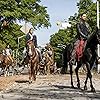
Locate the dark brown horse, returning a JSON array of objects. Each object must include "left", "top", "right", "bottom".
[{"left": 27, "top": 40, "right": 39, "bottom": 83}]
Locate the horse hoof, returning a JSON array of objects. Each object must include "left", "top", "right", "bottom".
[
  {"left": 34, "top": 78, "right": 36, "bottom": 81},
  {"left": 71, "top": 85, "right": 75, "bottom": 88},
  {"left": 32, "top": 77, "right": 36, "bottom": 81},
  {"left": 77, "top": 84, "right": 80, "bottom": 89},
  {"left": 91, "top": 88, "right": 96, "bottom": 92},
  {"left": 29, "top": 80, "right": 32, "bottom": 84},
  {"left": 84, "top": 86, "right": 87, "bottom": 90}
]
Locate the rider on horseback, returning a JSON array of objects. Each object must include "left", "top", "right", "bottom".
[
  {"left": 70, "top": 13, "right": 92, "bottom": 64},
  {"left": 5, "top": 45, "right": 13, "bottom": 62},
  {"left": 26, "top": 28, "right": 37, "bottom": 48},
  {"left": 25, "top": 28, "right": 42, "bottom": 60},
  {"left": 45, "top": 43, "right": 54, "bottom": 62}
]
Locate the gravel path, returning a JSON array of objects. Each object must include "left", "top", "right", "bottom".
[{"left": 0, "top": 74, "right": 100, "bottom": 100}]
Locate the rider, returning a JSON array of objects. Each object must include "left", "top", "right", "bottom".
[
  {"left": 70, "top": 13, "right": 92, "bottom": 64},
  {"left": 5, "top": 45, "right": 13, "bottom": 62},
  {"left": 26, "top": 28, "right": 37, "bottom": 48},
  {"left": 25, "top": 28, "right": 42, "bottom": 60},
  {"left": 45, "top": 43, "right": 54, "bottom": 60}
]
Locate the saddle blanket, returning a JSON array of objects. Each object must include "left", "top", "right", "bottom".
[{"left": 76, "top": 39, "right": 85, "bottom": 61}]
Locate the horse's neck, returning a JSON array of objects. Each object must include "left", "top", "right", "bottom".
[
  {"left": 46, "top": 52, "right": 53, "bottom": 62},
  {"left": 86, "top": 32, "right": 98, "bottom": 50},
  {"left": 31, "top": 44, "right": 36, "bottom": 54},
  {"left": 44, "top": 53, "right": 49, "bottom": 61}
]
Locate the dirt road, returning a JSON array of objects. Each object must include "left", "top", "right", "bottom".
[{"left": 0, "top": 74, "right": 100, "bottom": 100}]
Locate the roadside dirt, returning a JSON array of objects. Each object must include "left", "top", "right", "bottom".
[{"left": 0, "top": 73, "right": 100, "bottom": 100}]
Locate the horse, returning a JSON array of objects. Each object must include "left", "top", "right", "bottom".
[
  {"left": 42, "top": 50, "right": 55, "bottom": 75},
  {"left": 0, "top": 53, "right": 16, "bottom": 77},
  {"left": 65, "top": 27, "right": 100, "bottom": 92},
  {"left": 27, "top": 40, "right": 39, "bottom": 83}
]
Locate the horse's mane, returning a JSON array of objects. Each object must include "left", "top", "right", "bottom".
[{"left": 85, "top": 27, "right": 98, "bottom": 49}]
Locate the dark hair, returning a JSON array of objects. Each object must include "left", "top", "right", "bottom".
[
  {"left": 79, "top": 12, "right": 87, "bottom": 17},
  {"left": 77, "top": 12, "right": 87, "bottom": 19},
  {"left": 29, "top": 28, "right": 33, "bottom": 33}
]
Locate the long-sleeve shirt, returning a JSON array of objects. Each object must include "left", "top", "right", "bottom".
[{"left": 76, "top": 20, "right": 91, "bottom": 40}]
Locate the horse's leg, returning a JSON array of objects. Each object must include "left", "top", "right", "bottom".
[
  {"left": 32, "top": 63, "right": 36, "bottom": 81},
  {"left": 84, "top": 62, "right": 93, "bottom": 90},
  {"left": 11, "top": 67, "right": 14, "bottom": 76},
  {"left": 7, "top": 66, "right": 10, "bottom": 76},
  {"left": 29, "top": 63, "right": 32, "bottom": 83},
  {"left": 44, "top": 65, "right": 47, "bottom": 75},
  {"left": 84, "top": 74, "right": 88, "bottom": 90},
  {"left": 70, "top": 64, "right": 74, "bottom": 88},
  {"left": 85, "top": 62, "right": 95, "bottom": 92},
  {"left": 47, "top": 64, "right": 50, "bottom": 75},
  {"left": 75, "top": 62, "right": 82, "bottom": 89},
  {"left": 35, "top": 63, "right": 39, "bottom": 75},
  {"left": 4, "top": 66, "right": 7, "bottom": 77}
]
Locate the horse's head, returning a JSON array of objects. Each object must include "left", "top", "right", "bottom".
[{"left": 27, "top": 40, "right": 35, "bottom": 56}]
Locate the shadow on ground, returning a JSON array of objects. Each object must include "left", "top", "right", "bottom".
[{"left": 1, "top": 83, "right": 100, "bottom": 100}]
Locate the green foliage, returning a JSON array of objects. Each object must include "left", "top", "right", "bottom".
[
  {"left": 0, "top": 0, "right": 50, "bottom": 28},
  {"left": 50, "top": 29, "right": 75, "bottom": 47},
  {"left": 0, "top": 23, "right": 24, "bottom": 49},
  {"left": 0, "top": 0, "right": 50, "bottom": 53},
  {"left": 50, "top": 28, "right": 76, "bottom": 67},
  {"left": 77, "top": 0, "right": 97, "bottom": 29}
]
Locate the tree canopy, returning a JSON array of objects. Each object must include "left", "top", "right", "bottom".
[
  {"left": 0, "top": 0, "right": 50, "bottom": 51},
  {"left": 0, "top": 0, "right": 50, "bottom": 28}
]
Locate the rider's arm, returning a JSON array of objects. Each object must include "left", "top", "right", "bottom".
[{"left": 33, "top": 35, "right": 37, "bottom": 47}]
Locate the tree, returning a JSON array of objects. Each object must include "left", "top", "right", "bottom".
[
  {"left": 50, "top": 28, "right": 75, "bottom": 67},
  {"left": 0, "top": 0, "right": 50, "bottom": 51},
  {"left": 0, "top": 0, "right": 50, "bottom": 28},
  {"left": 77, "top": 0, "right": 97, "bottom": 29}
]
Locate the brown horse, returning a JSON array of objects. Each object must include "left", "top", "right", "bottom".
[
  {"left": 0, "top": 53, "right": 16, "bottom": 77},
  {"left": 42, "top": 50, "right": 55, "bottom": 75},
  {"left": 27, "top": 40, "right": 39, "bottom": 83}
]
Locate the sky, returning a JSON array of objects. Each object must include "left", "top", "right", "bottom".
[{"left": 33, "top": 0, "right": 79, "bottom": 46}]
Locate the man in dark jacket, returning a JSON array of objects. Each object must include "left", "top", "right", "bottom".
[
  {"left": 70, "top": 13, "right": 91, "bottom": 64},
  {"left": 76, "top": 13, "right": 91, "bottom": 40}
]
